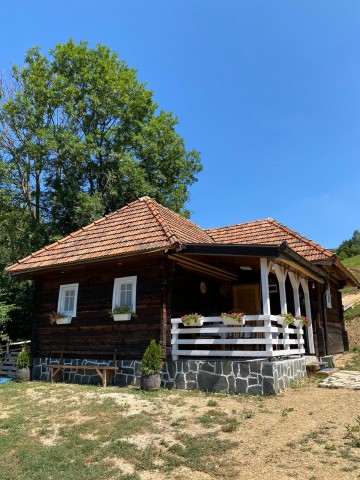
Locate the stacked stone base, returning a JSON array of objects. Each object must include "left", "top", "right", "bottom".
[{"left": 33, "top": 356, "right": 306, "bottom": 395}]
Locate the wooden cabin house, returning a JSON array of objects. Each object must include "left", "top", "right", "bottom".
[{"left": 7, "top": 197, "right": 359, "bottom": 394}]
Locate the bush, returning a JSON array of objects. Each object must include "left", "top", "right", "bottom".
[
  {"left": 16, "top": 347, "right": 32, "bottom": 369},
  {"left": 141, "top": 340, "right": 163, "bottom": 375}
]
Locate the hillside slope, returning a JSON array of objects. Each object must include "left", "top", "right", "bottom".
[
  {"left": 342, "top": 255, "right": 360, "bottom": 282},
  {"left": 346, "top": 316, "right": 360, "bottom": 349}
]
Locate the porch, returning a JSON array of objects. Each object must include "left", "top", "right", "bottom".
[
  {"left": 169, "top": 253, "right": 319, "bottom": 360},
  {"left": 171, "top": 315, "right": 306, "bottom": 360}
]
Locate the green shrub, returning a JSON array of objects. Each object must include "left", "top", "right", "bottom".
[
  {"left": 16, "top": 347, "right": 32, "bottom": 369},
  {"left": 141, "top": 340, "right": 163, "bottom": 375}
]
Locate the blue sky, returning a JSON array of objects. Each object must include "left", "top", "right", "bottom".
[{"left": 1, "top": 1, "right": 359, "bottom": 248}]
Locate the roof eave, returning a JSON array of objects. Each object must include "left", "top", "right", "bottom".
[
  {"left": 173, "top": 242, "right": 326, "bottom": 283},
  {"left": 6, "top": 247, "right": 170, "bottom": 278},
  {"left": 314, "top": 258, "right": 360, "bottom": 288}
]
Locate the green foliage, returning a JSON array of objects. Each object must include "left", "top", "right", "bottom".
[
  {"left": 16, "top": 347, "right": 32, "bottom": 369},
  {"left": 344, "top": 303, "right": 360, "bottom": 323},
  {"left": 280, "top": 313, "right": 295, "bottom": 325},
  {"left": 0, "top": 301, "right": 12, "bottom": 342},
  {"left": 343, "top": 347, "right": 360, "bottom": 372},
  {"left": 0, "top": 39, "right": 202, "bottom": 237},
  {"left": 112, "top": 305, "right": 133, "bottom": 314},
  {"left": 337, "top": 230, "right": 360, "bottom": 260},
  {"left": 0, "top": 39, "right": 202, "bottom": 340},
  {"left": 342, "top": 255, "right": 360, "bottom": 269},
  {"left": 141, "top": 340, "right": 163, "bottom": 375}
]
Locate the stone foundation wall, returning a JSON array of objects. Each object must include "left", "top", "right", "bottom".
[{"left": 33, "top": 356, "right": 307, "bottom": 395}]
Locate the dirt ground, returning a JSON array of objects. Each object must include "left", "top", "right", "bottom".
[
  {"left": 1, "top": 319, "right": 359, "bottom": 480},
  {"left": 8, "top": 376, "right": 357, "bottom": 480},
  {"left": 347, "top": 317, "right": 360, "bottom": 349}
]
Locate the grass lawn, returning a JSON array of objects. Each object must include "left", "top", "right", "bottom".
[
  {"left": 345, "top": 303, "right": 360, "bottom": 323},
  {"left": 343, "top": 347, "right": 360, "bottom": 372},
  {"left": 0, "top": 379, "right": 359, "bottom": 480},
  {"left": 342, "top": 255, "right": 360, "bottom": 270}
]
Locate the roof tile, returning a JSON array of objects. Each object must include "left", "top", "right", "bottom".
[
  {"left": 7, "top": 197, "right": 214, "bottom": 273},
  {"left": 7, "top": 199, "right": 335, "bottom": 274},
  {"left": 206, "top": 219, "right": 334, "bottom": 262}
]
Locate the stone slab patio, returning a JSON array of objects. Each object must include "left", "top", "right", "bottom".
[{"left": 318, "top": 370, "right": 360, "bottom": 390}]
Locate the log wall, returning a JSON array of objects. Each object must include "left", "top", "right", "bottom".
[
  {"left": 32, "top": 254, "right": 165, "bottom": 359},
  {"left": 326, "top": 279, "right": 346, "bottom": 355},
  {"left": 29, "top": 252, "right": 348, "bottom": 360}
]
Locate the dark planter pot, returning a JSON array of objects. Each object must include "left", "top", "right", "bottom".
[
  {"left": 16, "top": 368, "right": 31, "bottom": 382},
  {"left": 140, "top": 373, "right": 161, "bottom": 391}
]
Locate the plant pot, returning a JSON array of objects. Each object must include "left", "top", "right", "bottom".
[
  {"left": 140, "top": 373, "right": 161, "bottom": 391},
  {"left": 56, "top": 316, "right": 72, "bottom": 325},
  {"left": 293, "top": 319, "right": 302, "bottom": 328},
  {"left": 16, "top": 367, "right": 31, "bottom": 382},
  {"left": 277, "top": 316, "right": 286, "bottom": 326},
  {"left": 182, "top": 316, "right": 204, "bottom": 327},
  {"left": 222, "top": 316, "right": 244, "bottom": 326},
  {"left": 113, "top": 313, "right": 132, "bottom": 321}
]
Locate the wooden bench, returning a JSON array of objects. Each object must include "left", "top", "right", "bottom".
[{"left": 46, "top": 350, "right": 119, "bottom": 387}]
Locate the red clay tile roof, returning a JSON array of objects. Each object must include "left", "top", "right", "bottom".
[
  {"left": 206, "top": 219, "right": 334, "bottom": 262},
  {"left": 7, "top": 197, "right": 214, "bottom": 273},
  {"left": 7, "top": 198, "right": 336, "bottom": 274}
]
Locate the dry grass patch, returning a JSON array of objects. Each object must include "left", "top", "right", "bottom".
[{"left": 0, "top": 375, "right": 359, "bottom": 480}]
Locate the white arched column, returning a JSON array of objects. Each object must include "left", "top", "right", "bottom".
[
  {"left": 300, "top": 278, "right": 315, "bottom": 354},
  {"left": 260, "top": 258, "right": 271, "bottom": 315},
  {"left": 288, "top": 272, "right": 301, "bottom": 317},
  {"left": 273, "top": 265, "right": 288, "bottom": 314}
]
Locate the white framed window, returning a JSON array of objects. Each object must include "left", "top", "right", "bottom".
[
  {"left": 57, "top": 283, "right": 79, "bottom": 317},
  {"left": 326, "top": 285, "right": 332, "bottom": 309},
  {"left": 112, "top": 276, "right": 137, "bottom": 312}
]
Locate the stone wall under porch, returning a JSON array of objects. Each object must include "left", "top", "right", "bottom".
[{"left": 33, "top": 356, "right": 306, "bottom": 395}]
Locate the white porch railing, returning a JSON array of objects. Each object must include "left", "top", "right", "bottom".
[{"left": 171, "top": 316, "right": 305, "bottom": 360}]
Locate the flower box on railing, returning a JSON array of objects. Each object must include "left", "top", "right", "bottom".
[
  {"left": 171, "top": 315, "right": 306, "bottom": 360},
  {"left": 220, "top": 312, "right": 245, "bottom": 326},
  {"left": 181, "top": 313, "right": 204, "bottom": 327}
]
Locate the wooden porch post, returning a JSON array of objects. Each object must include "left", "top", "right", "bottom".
[
  {"left": 274, "top": 264, "right": 290, "bottom": 353},
  {"left": 260, "top": 258, "right": 271, "bottom": 315},
  {"left": 300, "top": 278, "right": 315, "bottom": 354},
  {"left": 288, "top": 272, "right": 301, "bottom": 317},
  {"left": 274, "top": 265, "right": 288, "bottom": 314}
]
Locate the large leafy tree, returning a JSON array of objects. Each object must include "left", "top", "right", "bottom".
[
  {"left": 0, "top": 40, "right": 202, "bottom": 340},
  {"left": 0, "top": 40, "right": 202, "bottom": 237},
  {"left": 337, "top": 230, "right": 360, "bottom": 260}
]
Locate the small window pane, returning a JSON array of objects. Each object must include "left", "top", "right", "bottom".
[
  {"left": 113, "top": 276, "right": 137, "bottom": 313},
  {"left": 120, "top": 284, "right": 132, "bottom": 308},
  {"left": 64, "top": 290, "right": 75, "bottom": 313},
  {"left": 58, "top": 283, "right": 78, "bottom": 317}
]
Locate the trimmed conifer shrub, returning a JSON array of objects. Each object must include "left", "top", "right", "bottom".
[
  {"left": 141, "top": 340, "right": 163, "bottom": 375},
  {"left": 16, "top": 347, "right": 32, "bottom": 369}
]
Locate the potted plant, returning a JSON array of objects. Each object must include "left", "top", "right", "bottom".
[
  {"left": 140, "top": 340, "right": 163, "bottom": 391},
  {"left": 112, "top": 305, "right": 136, "bottom": 321},
  {"left": 220, "top": 311, "right": 245, "bottom": 326},
  {"left": 49, "top": 311, "right": 72, "bottom": 325},
  {"left": 278, "top": 313, "right": 295, "bottom": 326},
  {"left": 295, "top": 316, "right": 311, "bottom": 328},
  {"left": 15, "top": 347, "right": 32, "bottom": 382},
  {"left": 181, "top": 313, "right": 204, "bottom": 327}
]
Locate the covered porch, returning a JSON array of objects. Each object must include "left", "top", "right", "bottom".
[{"left": 168, "top": 243, "right": 325, "bottom": 360}]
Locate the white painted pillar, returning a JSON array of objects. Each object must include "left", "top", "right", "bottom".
[
  {"left": 274, "top": 264, "right": 290, "bottom": 352},
  {"left": 288, "top": 272, "right": 301, "bottom": 317},
  {"left": 288, "top": 272, "right": 302, "bottom": 353},
  {"left": 300, "top": 278, "right": 315, "bottom": 354},
  {"left": 274, "top": 265, "right": 288, "bottom": 314},
  {"left": 260, "top": 258, "right": 271, "bottom": 315}
]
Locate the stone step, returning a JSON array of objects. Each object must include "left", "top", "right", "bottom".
[{"left": 304, "top": 355, "right": 319, "bottom": 365}]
